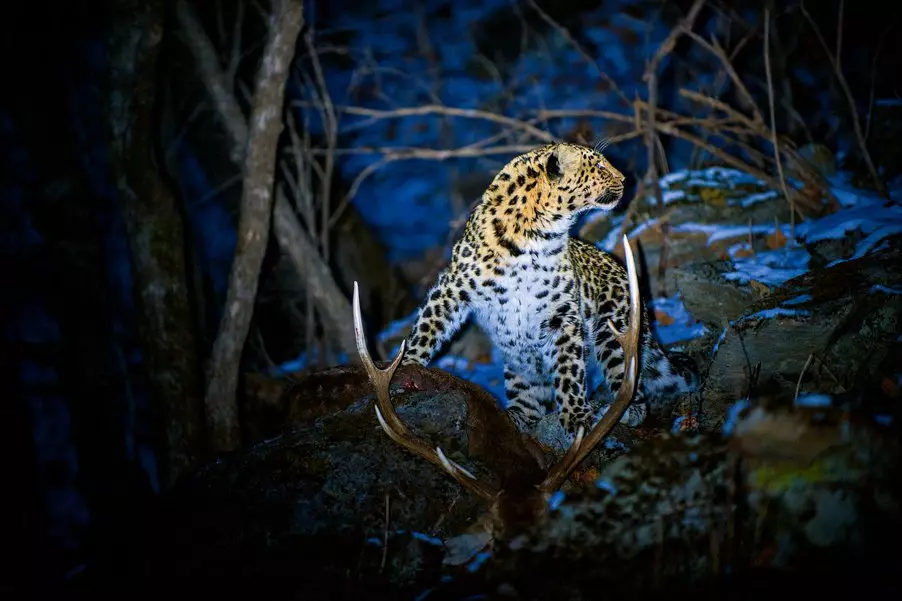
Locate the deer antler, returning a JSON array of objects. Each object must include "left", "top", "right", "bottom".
[
  {"left": 353, "top": 282, "right": 500, "bottom": 503},
  {"left": 352, "top": 233, "right": 641, "bottom": 513},
  {"left": 539, "top": 234, "right": 642, "bottom": 493}
]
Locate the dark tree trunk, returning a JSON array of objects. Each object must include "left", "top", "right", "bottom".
[
  {"left": 105, "top": 0, "right": 205, "bottom": 487},
  {"left": 203, "top": 0, "right": 305, "bottom": 453}
]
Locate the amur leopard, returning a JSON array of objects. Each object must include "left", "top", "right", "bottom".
[{"left": 402, "top": 142, "right": 699, "bottom": 435}]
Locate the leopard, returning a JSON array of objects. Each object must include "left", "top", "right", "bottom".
[{"left": 401, "top": 142, "right": 700, "bottom": 436}]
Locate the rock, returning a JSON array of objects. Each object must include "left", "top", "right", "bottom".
[
  {"left": 702, "top": 243, "right": 902, "bottom": 425},
  {"left": 144, "top": 361, "right": 555, "bottom": 599},
  {"left": 479, "top": 405, "right": 900, "bottom": 600},
  {"left": 141, "top": 362, "right": 901, "bottom": 600},
  {"left": 667, "top": 260, "right": 767, "bottom": 325},
  {"left": 146, "top": 372, "right": 494, "bottom": 598}
]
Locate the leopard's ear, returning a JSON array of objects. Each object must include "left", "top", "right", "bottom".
[{"left": 545, "top": 149, "right": 564, "bottom": 181}]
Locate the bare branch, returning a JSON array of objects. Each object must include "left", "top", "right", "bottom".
[
  {"left": 300, "top": 144, "right": 541, "bottom": 159},
  {"left": 642, "top": 0, "right": 708, "bottom": 210},
  {"left": 300, "top": 27, "right": 338, "bottom": 260},
  {"left": 763, "top": 7, "right": 794, "bottom": 229},
  {"left": 800, "top": 1, "right": 886, "bottom": 197},
  {"left": 274, "top": 187, "right": 357, "bottom": 356},
  {"left": 524, "top": 0, "right": 630, "bottom": 108},
  {"left": 226, "top": 0, "right": 246, "bottom": 81},
  {"left": 683, "top": 30, "right": 764, "bottom": 125},
  {"left": 175, "top": 0, "right": 249, "bottom": 163},
  {"left": 204, "top": 0, "right": 304, "bottom": 453},
  {"left": 182, "top": 0, "right": 358, "bottom": 368},
  {"left": 293, "top": 102, "right": 557, "bottom": 142}
]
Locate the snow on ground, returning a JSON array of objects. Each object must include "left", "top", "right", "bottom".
[{"left": 648, "top": 294, "right": 709, "bottom": 346}]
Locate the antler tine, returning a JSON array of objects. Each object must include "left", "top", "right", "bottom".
[
  {"left": 352, "top": 282, "right": 499, "bottom": 502},
  {"left": 540, "top": 235, "right": 642, "bottom": 493}
]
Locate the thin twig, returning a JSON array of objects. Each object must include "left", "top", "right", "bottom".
[
  {"left": 800, "top": 1, "right": 886, "bottom": 197},
  {"left": 524, "top": 0, "right": 630, "bottom": 108},
  {"left": 380, "top": 493, "right": 390, "bottom": 573},
  {"left": 643, "top": 0, "right": 708, "bottom": 211},
  {"left": 836, "top": 0, "right": 844, "bottom": 65},
  {"left": 226, "top": 0, "right": 246, "bottom": 82},
  {"left": 293, "top": 102, "right": 557, "bottom": 141},
  {"left": 645, "top": 109, "right": 820, "bottom": 214},
  {"left": 763, "top": 7, "right": 795, "bottom": 232},
  {"left": 175, "top": 0, "right": 249, "bottom": 163},
  {"left": 301, "top": 27, "right": 338, "bottom": 262},
  {"left": 685, "top": 30, "right": 764, "bottom": 125},
  {"left": 864, "top": 19, "right": 896, "bottom": 142},
  {"left": 794, "top": 353, "right": 814, "bottom": 403}
]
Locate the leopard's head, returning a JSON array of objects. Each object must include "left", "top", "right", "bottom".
[{"left": 535, "top": 142, "right": 626, "bottom": 212}]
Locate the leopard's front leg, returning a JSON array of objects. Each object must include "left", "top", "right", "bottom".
[
  {"left": 547, "top": 303, "right": 591, "bottom": 435},
  {"left": 403, "top": 269, "right": 472, "bottom": 366}
]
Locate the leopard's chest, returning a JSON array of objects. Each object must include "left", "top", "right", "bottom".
[{"left": 469, "top": 250, "right": 577, "bottom": 357}]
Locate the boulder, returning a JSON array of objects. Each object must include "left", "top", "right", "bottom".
[{"left": 702, "top": 242, "right": 902, "bottom": 424}]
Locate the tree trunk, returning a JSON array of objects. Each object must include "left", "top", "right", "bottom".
[
  {"left": 203, "top": 0, "right": 305, "bottom": 453},
  {"left": 106, "top": 0, "right": 204, "bottom": 487},
  {"left": 175, "top": 0, "right": 403, "bottom": 365}
]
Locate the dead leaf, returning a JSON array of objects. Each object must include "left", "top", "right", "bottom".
[
  {"left": 578, "top": 467, "right": 601, "bottom": 485},
  {"left": 748, "top": 280, "right": 771, "bottom": 295},
  {"left": 443, "top": 530, "right": 493, "bottom": 566},
  {"left": 733, "top": 246, "right": 755, "bottom": 259},
  {"left": 699, "top": 187, "right": 727, "bottom": 207},
  {"left": 765, "top": 228, "right": 788, "bottom": 250},
  {"left": 654, "top": 308, "right": 675, "bottom": 326}
]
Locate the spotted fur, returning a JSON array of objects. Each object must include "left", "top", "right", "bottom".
[{"left": 402, "top": 143, "right": 700, "bottom": 435}]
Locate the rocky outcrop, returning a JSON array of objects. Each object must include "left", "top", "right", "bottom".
[{"left": 700, "top": 242, "right": 902, "bottom": 424}]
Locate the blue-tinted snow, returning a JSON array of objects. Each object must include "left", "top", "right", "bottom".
[
  {"left": 648, "top": 295, "right": 709, "bottom": 345},
  {"left": 724, "top": 247, "right": 810, "bottom": 287},
  {"left": 656, "top": 167, "right": 772, "bottom": 207},
  {"left": 547, "top": 490, "right": 566, "bottom": 511},
  {"left": 721, "top": 398, "right": 750, "bottom": 436},
  {"left": 782, "top": 294, "right": 813, "bottom": 306},
  {"left": 672, "top": 222, "right": 790, "bottom": 245},
  {"left": 596, "top": 478, "right": 618, "bottom": 495},
  {"left": 871, "top": 284, "right": 902, "bottom": 295},
  {"left": 410, "top": 530, "right": 444, "bottom": 546},
  {"left": 796, "top": 178, "right": 902, "bottom": 240},
  {"left": 874, "top": 415, "right": 893, "bottom": 427},
  {"left": 467, "top": 550, "right": 492, "bottom": 573},
  {"left": 741, "top": 307, "right": 810, "bottom": 321},
  {"left": 435, "top": 353, "right": 505, "bottom": 404},
  {"left": 794, "top": 393, "right": 832, "bottom": 408}
]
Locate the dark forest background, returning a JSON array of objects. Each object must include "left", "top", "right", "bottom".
[{"left": 2, "top": 0, "right": 900, "bottom": 596}]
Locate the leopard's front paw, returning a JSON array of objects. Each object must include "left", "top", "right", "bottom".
[
  {"left": 560, "top": 403, "right": 594, "bottom": 437},
  {"left": 598, "top": 401, "right": 647, "bottom": 427},
  {"left": 506, "top": 405, "right": 540, "bottom": 433}
]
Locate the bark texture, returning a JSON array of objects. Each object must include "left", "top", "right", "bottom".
[
  {"left": 106, "top": 0, "right": 204, "bottom": 486},
  {"left": 203, "top": 0, "right": 304, "bottom": 452},
  {"left": 176, "top": 0, "right": 358, "bottom": 358}
]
